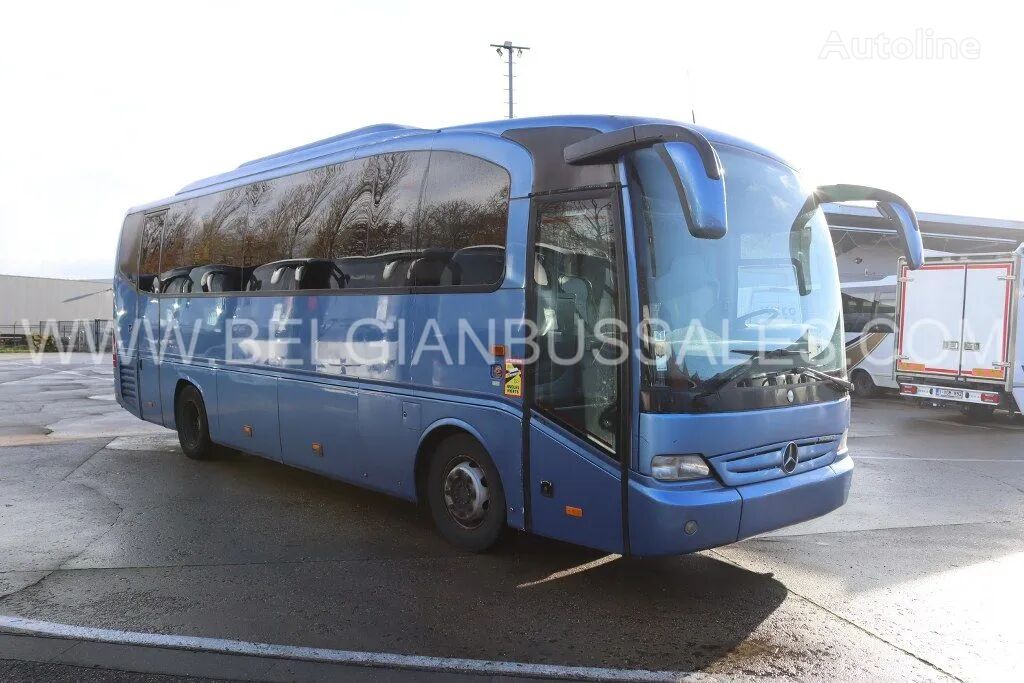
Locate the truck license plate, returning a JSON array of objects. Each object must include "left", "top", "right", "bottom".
[{"left": 936, "top": 388, "right": 964, "bottom": 399}]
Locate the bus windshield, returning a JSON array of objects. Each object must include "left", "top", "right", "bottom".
[{"left": 628, "top": 143, "right": 844, "bottom": 412}]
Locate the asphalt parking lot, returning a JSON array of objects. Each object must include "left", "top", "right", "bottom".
[{"left": 1, "top": 354, "right": 1022, "bottom": 681}]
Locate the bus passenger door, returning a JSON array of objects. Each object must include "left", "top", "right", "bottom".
[
  {"left": 525, "top": 192, "right": 628, "bottom": 554},
  {"left": 137, "top": 212, "right": 165, "bottom": 424}
]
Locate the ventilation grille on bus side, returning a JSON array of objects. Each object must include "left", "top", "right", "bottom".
[
  {"left": 119, "top": 363, "right": 138, "bottom": 402},
  {"left": 709, "top": 435, "right": 842, "bottom": 486}
]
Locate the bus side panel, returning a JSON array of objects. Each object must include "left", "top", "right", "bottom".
[
  {"left": 138, "top": 293, "right": 163, "bottom": 424},
  {"left": 158, "top": 362, "right": 219, "bottom": 439},
  {"left": 528, "top": 417, "right": 624, "bottom": 553},
  {"left": 355, "top": 387, "right": 420, "bottom": 497},
  {"left": 404, "top": 290, "right": 524, "bottom": 394},
  {"left": 278, "top": 378, "right": 360, "bottom": 480},
  {"left": 216, "top": 368, "right": 281, "bottom": 461},
  {"left": 158, "top": 295, "right": 230, "bottom": 429}
]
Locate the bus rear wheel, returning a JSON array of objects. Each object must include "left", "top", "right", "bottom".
[
  {"left": 426, "top": 434, "right": 506, "bottom": 552},
  {"left": 175, "top": 384, "right": 216, "bottom": 460}
]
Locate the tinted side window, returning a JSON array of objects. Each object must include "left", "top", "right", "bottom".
[
  {"left": 293, "top": 151, "right": 429, "bottom": 291},
  {"left": 364, "top": 152, "right": 429, "bottom": 262},
  {"left": 245, "top": 160, "right": 370, "bottom": 291},
  {"left": 160, "top": 190, "right": 246, "bottom": 293},
  {"left": 139, "top": 213, "right": 164, "bottom": 293},
  {"left": 417, "top": 152, "right": 509, "bottom": 287},
  {"left": 117, "top": 213, "right": 144, "bottom": 284}
]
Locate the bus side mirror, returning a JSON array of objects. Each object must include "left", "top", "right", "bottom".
[
  {"left": 656, "top": 142, "right": 728, "bottom": 240},
  {"left": 816, "top": 184, "right": 923, "bottom": 269},
  {"left": 878, "top": 200, "right": 924, "bottom": 270},
  {"left": 563, "top": 124, "right": 728, "bottom": 240}
]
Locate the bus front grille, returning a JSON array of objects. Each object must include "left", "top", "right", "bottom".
[{"left": 709, "top": 434, "right": 842, "bottom": 486}]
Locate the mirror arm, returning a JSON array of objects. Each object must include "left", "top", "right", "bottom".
[
  {"left": 816, "top": 184, "right": 923, "bottom": 270},
  {"left": 564, "top": 124, "right": 722, "bottom": 180}
]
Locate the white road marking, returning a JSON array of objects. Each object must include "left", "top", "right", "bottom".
[
  {"left": 856, "top": 456, "right": 1024, "bottom": 463},
  {"left": 919, "top": 418, "right": 992, "bottom": 430},
  {"left": 0, "top": 615, "right": 703, "bottom": 682}
]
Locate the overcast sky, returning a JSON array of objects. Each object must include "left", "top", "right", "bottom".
[{"left": 0, "top": 0, "right": 1018, "bottom": 279}]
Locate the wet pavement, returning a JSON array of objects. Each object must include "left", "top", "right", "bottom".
[{"left": 0, "top": 353, "right": 1021, "bottom": 681}]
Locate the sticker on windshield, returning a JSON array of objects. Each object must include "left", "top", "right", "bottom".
[{"left": 503, "top": 359, "right": 523, "bottom": 398}]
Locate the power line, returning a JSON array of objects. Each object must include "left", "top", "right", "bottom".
[{"left": 489, "top": 40, "right": 530, "bottom": 119}]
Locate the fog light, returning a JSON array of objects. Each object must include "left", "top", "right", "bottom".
[
  {"left": 900, "top": 384, "right": 917, "bottom": 395},
  {"left": 981, "top": 392, "right": 1000, "bottom": 404},
  {"left": 651, "top": 455, "right": 710, "bottom": 481}
]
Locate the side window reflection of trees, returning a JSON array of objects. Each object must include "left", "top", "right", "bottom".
[{"left": 142, "top": 150, "right": 511, "bottom": 294}]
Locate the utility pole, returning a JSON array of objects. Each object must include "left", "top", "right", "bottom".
[{"left": 490, "top": 40, "right": 529, "bottom": 118}]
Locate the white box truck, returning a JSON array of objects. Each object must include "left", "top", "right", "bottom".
[{"left": 894, "top": 248, "right": 1022, "bottom": 417}]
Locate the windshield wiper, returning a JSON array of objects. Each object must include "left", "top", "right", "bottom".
[
  {"left": 790, "top": 365, "right": 853, "bottom": 392},
  {"left": 734, "top": 348, "right": 853, "bottom": 392},
  {"left": 692, "top": 349, "right": 783, "bottom": 398},
  {"left": 696, "top": 348, "right": 852, "bottom": 398},
  {"left": 744, "top": 361, "right": 853, "bottom": 393}
]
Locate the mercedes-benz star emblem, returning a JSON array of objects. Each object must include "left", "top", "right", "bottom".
[
  {"left": 782, "top": 442, "right": 799, "bottom": 474},
  {"left": 786, "top": 388, "right": 795, "bottom": 403}
]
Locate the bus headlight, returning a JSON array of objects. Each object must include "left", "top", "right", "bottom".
[{"left": 651, "top": 455, "right": 711, "bottom": 481}]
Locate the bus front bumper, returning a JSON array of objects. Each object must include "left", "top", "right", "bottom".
[{"left": 627, "top": 455, "right": 853, "bottom": 556}]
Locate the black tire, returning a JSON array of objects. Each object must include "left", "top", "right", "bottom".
[
  {"left": 426, "top": 434, "right": 506, "bottom": 552},
  {"left": 851, "top": 370, "right": 877, "bottom": 398},
  {"left": 175, "top": 384, "right": 217, "bottom": 460},
  {"left": 961, "top": 403, "right": 996, "bottom": 422}
]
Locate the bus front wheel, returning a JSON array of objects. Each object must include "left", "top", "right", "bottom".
[
  {"left": 426, "top": 434, "right": 506, "bottom": 552},
  {"left": 175, "top": 384, "right": 216, "bottom": 460}
]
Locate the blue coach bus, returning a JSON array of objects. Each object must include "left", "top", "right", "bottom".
[{"left": 113, "top": 116, "right": 923, "bottom": 555}]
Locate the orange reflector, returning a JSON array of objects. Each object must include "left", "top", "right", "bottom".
[
  {"left": 312, "top": 442, "right": 324, "bottom": 456},
  {"left": 897, "top": 361, "right": 926, "bottom": 372},
  {"left": 565, "top": 506, "right": 583, "bottom": 518},
  {"left": 971, "top": 368, "right": 1003, "bottom": 379},
  {"left": 242, "top": 425, "right": 253, "bottom": 437},
  {"left": 491, "top": 344, "right": 506, "bottom": 357}
]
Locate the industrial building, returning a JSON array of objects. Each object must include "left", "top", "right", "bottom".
[
  {"left": 0, "top": 274, "right": 112, "bottom": 326},
  {"left": 0, "top": 274, "right": 112, "bottom": 350}
]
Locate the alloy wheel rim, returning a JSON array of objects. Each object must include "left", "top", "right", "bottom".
[{"left": 442, "top": 458, "right": 489, "bottom": 529}]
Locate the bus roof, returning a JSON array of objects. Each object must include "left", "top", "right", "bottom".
[{"left": 133, "top": 115, "right": 792, "bottom": 213}]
